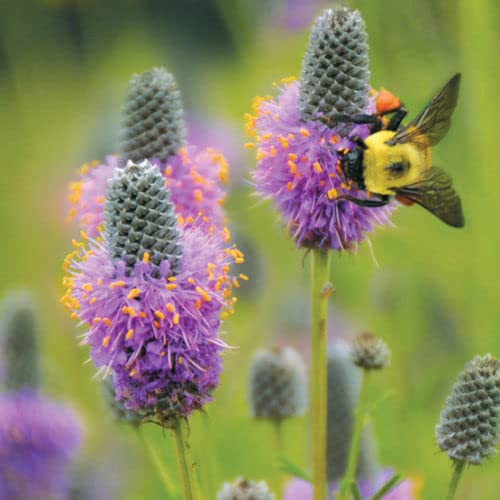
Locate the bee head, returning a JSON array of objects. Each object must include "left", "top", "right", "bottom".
[{"left": 339, "top": 137, "right": 367, "bottom": 190}]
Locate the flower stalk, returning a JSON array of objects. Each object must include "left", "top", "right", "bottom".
[
  {"left": 310, "top": 248, "right": 331, "bottom": 500},
  {"left": 171, "top": 418, "right": 198, "bottom": 500},
  {"left": 446, "top": 460, "right": 465, "bottom": 500}
]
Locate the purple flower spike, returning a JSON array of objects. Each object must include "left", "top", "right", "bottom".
[
  {"left": 284, "top": 468, "right": 420, "bottom": 499},
  {"left": 67, "top": 146, "right": 229, "bottom": 239},
  {"left": 62, "top": 204, "right": 242, "bottom": 424},
  {"left": 0, "top": 390, "right": 82, "bottom": 500},
  {"left": 248, "top": 80, "right": 394, "bottom": 250}
]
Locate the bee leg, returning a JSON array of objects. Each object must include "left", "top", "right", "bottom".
[
  {"left": 339, "top": 194, "right": 390, "bottom": 207},
  {"left": 386, "top": 106, "right": 408, "bottom": 131}
]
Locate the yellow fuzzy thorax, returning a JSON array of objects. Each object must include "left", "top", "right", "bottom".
[{"left": 363, "top": 130, "right": 431, "bottom": 195}]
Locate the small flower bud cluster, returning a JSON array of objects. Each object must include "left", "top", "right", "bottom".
[
  {"left": 436, "top": 354, "right": 500, "bottom": 465},
  {"left": 248, "top": 347, "right": 307, "bottom": 420}
]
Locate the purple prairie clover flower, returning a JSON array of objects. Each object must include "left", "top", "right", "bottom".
[
  {"left": 247, "top": 79, "right": 395, "bottom": 250},
  {"left": 284, "top": 469, "right": 420, "bottom": 499},
  {"left": 62, "top": 168, "right": 243, "bottom": 424},
  {"left": 67, "top": 147, "right": 229, "bottom": 238},
  {"left": 0, "top": 390, "right": 82, "bottom": 500}
]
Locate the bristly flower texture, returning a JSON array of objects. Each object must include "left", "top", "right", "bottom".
[
  {"left": 0, "top": 390, "right": 82, "bottom": 500},
  {"left": 67, "top": 148, "right": 229, "bottom": 239},
  {"left": 67, "top": 67, "right": 229, "bottom": 239},
  {"left": 247, "top": 8, "right": 394, "bottom": 250},
  {"left": 62, "top": 161, "right": 243, "bottom": 425}
]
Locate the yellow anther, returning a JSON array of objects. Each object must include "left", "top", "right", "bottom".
[
  {"left": 166, "top": 283, "right": 177, "bottom": 290},
  {"left": 239, "top": 273, "right": 249, "bottom": 281},
  {"left": 288, "top": 153, "right": 298, "bottom": 161},
  {"left": 173, "top": 313, "right": 180, "bottom": 325},
  {"left": 188, "top": 278, "right": 195, "bottom": 285},
  {"left": 193, "top": 189, "right": 203, "bottom": 202},
  {"left": 142, "top": 252, "right": 150, "bottom": 264},
  {"left": 70, "top": 312, "right": 78, "bottom": 320},
  {"left": 280, "top": 138, "right": 289, "bottom": 149},
  {"left": 127, "top": 288, "right": 140, "bottom": 299},
  {"left": 102, "top": 336, "right": 110, "bottom": 347},
  {"left": 287, "top": 181, "right": 293, "bottom": 191},
  {"left": 256, "top": 150, "right": 268, "bottom": 161},
  {"left": 313, "top": 162, "right": 322, "bottom": 173},
  {"left": 244, "top": 142, "right": 255, "bottom": 149},
  {"left": 327, "top": 188, "right": 338, "bottom": 200},
  {"left": 288, "top": 161, "right": 297, "bottom": 174},
  {"left": 177, "top": 356, "right": 183, "bottom": 365},
  {"left": 125, "top": 329, "right": 134, "bottom": 340},
  {"left": 195, "top": 299, "right": 201, "bottom": 310},
  {"left": 154, "top": 310, "right": 165, "bottom": 320},
  {"left": 168, "top": 277, "right": 176, "bottom": 282},
  {"left": 103, "top": 318, "right": 112, "bottom": 327},
  {"left": 138, "top": 311, "right": 147, "bottom": 319},
  {"left": 232, "top": 278, "right": 240, "bottom": 288},
  {"left": 97, "top": 278, "right": 103, "bottom": 286},
  {"left": 166, "top": 303, "right": 175, "bottom": 313},
  {"left": 93, "top": 317, "right": 101, "bottom": 324},
  {"left": 195, "top": 286, "right": 211, "bottom": 302},
  {"left": 154, "top": 320, "right": 161, "bottom": 329},
  {"left": 79, "top": 230, "right": 88, "bottom": 241},
  {"left": 269, "top": 146, "right": 277, "bottom": 157},
  {"left": 89, "top": 297, "right": 97, "bottom": 305},
  {"left": 300, "top": 128, "right": 310, "bottom": 137}
]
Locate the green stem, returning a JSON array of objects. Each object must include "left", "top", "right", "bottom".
[
  {"left": 171, "top": 418, "right": 198, "bottom": 500},
  {"left": 273, "top": 419, "right": 284, "bottom": 500},
  {"left": 446, "top": 460, "right": 465, "bottom": 500},
  {"left": 311, "top": 249, "right": 332, "bottom": 500},
  {"left": 338, "top": 371, "right": 371, "bottom": 499},
  {"left": 137, "top": 428, "right": 175, "bottom": 496}
]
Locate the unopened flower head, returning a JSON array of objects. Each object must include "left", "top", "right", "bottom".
[
  {"left": 121, "top": 67, "right": 187, "bottom": 163},
  {"left": 351, "top": 333, "right": 390, "bottom": 371},
  {"left": 436, "top": 354, "right": 500, "bottom": 465},
  {"left": 248, "top": 346, "right": 307, "bottom": 420},
  {"left": 327, "top": 343, "right": 377, "bottom": 482},
  {"left": 67, "top": 67, "right": 228, "bottom": 238},
  {"left": 217, "top": 477, "right": 274, "bottom": 500},
  {"left": 0, "top": 391, "right": 82, "bottom": 500},
  {"left": 0, "top": 290, "right": 39, "bottom": 391},
  {"left": 62, "top": 161, "right": 242, "bottom": 424},
  {"left": 248, "top": 8, "right": 394, "bottom": 250}
]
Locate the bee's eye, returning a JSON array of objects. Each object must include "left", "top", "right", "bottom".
[{"left": 386, "top": 162, "right": 409, "bottom": 176}]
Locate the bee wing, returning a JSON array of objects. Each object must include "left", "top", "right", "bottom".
[
  {"left": 387, "top": 73, "right": 461, "bottom": 147},
  {"left": 394, "top": 166, "right": 464, "bottom": 227}
]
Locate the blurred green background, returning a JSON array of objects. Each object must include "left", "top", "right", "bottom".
[{"left": 1, "top": 0, "right": 499, "bottom": 498}]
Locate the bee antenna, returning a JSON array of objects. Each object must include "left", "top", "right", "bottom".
[{"left": 351, "top": 135, "right": 368, "bottom": 150}]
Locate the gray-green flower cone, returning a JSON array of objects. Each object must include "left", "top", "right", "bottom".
[
  {"left": 299, "top": 7, "right": 370, "bottom": 124},
  {"left": 436, "top": 354, "right": 500, "bottom": 465},
  {"left": 217, "top": 477, "right": 274, "bottom": 500},
  {"left": 0, "top": 291, "right": 40, "bottom": 391},
  {"left": 121, "top": 67, "right": 186, "bottom": 162},
  {"left": 351, "top": 332, "right": 390, "bottom": 371},
  {"left": 327, "top": 343, "right": 378, "bottom": 482},
  {"left": 103, "top": 160, "right": 183, "bottom": 276},
  {"left": 248, "top": 346, "right": 307, "bottom": 420}
]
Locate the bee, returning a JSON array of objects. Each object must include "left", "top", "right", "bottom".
[{"left": 333, "top": 74, "right": 464, "bottom": 227}]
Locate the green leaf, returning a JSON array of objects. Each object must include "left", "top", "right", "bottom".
[
  {"left": 277, "top": 456, "right": 312, "bottom": 482},
  {"left": 350, "top": 481, "right": 362, "bottom": 500},
  {"left": 370, "top": 473, "right": 402, "bottom": 500}
]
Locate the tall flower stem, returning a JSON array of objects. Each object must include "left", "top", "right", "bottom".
[
  {"left": 273, "top": 419, "right": 284, "bottom": 500},
  {"left": 446, "top": 460, "right": 465, "bottom": 500},
  {"left": 310, "top": 248, "right": 332, "bottom": 500},
  {"left": 137, "top": 428, "right": 175, "bottom": 496},
  {"left": 338, "top": 371, "right": 371, "bottom": 499},
  {"left": 170, "top": 418, "right": 198, "bottom": 500}
]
